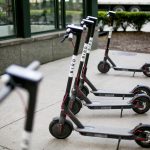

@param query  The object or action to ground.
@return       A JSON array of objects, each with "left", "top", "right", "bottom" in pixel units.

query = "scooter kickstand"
[
  {"left": 120, "top": 96, "right": 125, "bottom": 117},
  {"left": 120, "top": 107, "right": 123, "bottom": 118},
  {"left": 116, "top": 137, "right": 121, "bottom": 150}
]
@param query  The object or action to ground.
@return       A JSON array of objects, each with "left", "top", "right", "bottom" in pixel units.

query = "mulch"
[{"left": 98, "top": 32, "right": 150, "bottom": 53}]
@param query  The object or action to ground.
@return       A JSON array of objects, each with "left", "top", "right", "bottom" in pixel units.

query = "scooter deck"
[
  {"left": 84, "top": 99, "right": 131, "bottom": 109},
  {"left": 113, "top": 67, "right": 141, "bottom": 72},
  {"left": 75, "top": 126, "right": 133, "bottom": 140},
  {"left": 91, "top": 89, "right": 133, "bottom": 97}
]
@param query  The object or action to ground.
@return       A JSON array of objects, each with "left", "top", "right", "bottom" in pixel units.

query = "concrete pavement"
[{"left": 0, "top": 49, "right": 150, "bottom": 150}]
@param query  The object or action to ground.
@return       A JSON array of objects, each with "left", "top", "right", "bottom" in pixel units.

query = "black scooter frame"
[
  {"left": 79, "top": 16, "right": 150, "bottom": 98},
  {"left": 97, "top": 11, "right": 150, "bottom": 77},
  {"left": 0, "top": 61, "right": 42, "bottom": 150},
  {"left": 49, "top": 25, "right": 150, "bottom": 150},
  {"left": 66, "top": 18, "right": 150, "bottom": 117}
]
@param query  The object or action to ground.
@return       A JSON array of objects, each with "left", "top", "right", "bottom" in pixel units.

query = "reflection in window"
[
  {"left": 65, "top": 0, "right": 83, "bottom": 25},
  {"left": 58, "top": 0, "right": 62, "bottom": 28},
  {"left": 0, "top": 0, "right": 15, "bottom": 37},
  {"left": 30, "top": 0, "right": 55, "bottom": 33}
]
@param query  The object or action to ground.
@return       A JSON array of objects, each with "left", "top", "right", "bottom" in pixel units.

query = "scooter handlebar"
[
  {"left": 80, "top": 21, "right": 87, "bottom": 30},
  {"left": 61, "top": 24, "right": 83, "bottom": 43},
  {"left": 27, "top": 61, "right": 40, "bottom": 70},
  {"left": 86, "top": 16, "right": 98, "bottom": 22},
  {"left": 62, "top": 25, "right": 83, "bottom": 42},
  {"left": 0, "top": 61, "right": 41, "bottom": 104},
  {"left": 81, "top": 19, "right": 94, "bottom": 29},
  {"left": 61, "top": 33, "right": 73, "bottom": 43},
  {"left": 67, "top": 25, "right": 83, "bottom": 35},
  {"left": 107, "top": 11, "right": 116, "bottom": 18},
  {"left": 68, "top": 33, "right": 73, "bottom": 40}
]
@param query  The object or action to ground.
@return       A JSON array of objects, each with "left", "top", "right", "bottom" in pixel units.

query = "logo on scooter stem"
[
  {"left": 81, "top": 43, "right": 88, "bottom": 62},
  {"left": 87, "top": 37, "right": 93, "bottom": 53},
  {"left": 69, "top": 55, "right": 77, "bottom": 77}
]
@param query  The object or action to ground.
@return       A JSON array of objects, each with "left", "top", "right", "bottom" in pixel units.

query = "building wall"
[
  {"left": 0, "top": 31, "right": 99, "bottom": 74},
  {"left": 0, "top": 0, "right": 99, "bottom": 74}
]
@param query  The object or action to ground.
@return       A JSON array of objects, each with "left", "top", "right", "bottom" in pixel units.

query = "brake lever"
[{"left": 61, "top": 34, "right": 69, "bottom": 43}]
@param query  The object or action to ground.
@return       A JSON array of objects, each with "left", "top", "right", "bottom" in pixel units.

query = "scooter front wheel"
[
  {"left": 132, "top": 95, "right": 150, "bottom": 114},
  {"left": 81, "top": 85, "right": 89, "bottom": 97},
  {"left": 132, "top": 86, "right": 150, "bottom": 97},
  {"left": 49, "top": 118, "right": 73, "bottom": 139},
  {"left": 97, "top": 61, "right": 110, "bottom": 73},
  {"left": 70, "top": 97, "right": 82, "bottom": 115},
  {"left": 142, "top": 64, "right": 150, "bottom": 77},
  {"left": 134, "top": 126, "right": 150, "bottom": 148}
]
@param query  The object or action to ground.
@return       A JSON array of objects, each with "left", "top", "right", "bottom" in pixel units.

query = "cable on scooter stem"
[
  {"left": 61, "top": 27, "right": 75, "bottom": 49},
  {"left": 61, "top": 27, "right": 74, "bottom": 43}
]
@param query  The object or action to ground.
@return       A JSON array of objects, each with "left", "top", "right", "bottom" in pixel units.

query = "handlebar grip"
[
  {"left": 27, "top": 61, "right": 40, "bottom": 70},
  {"left": 83, "top": 25, "right": 87, "bottom": 30},
  {"left": 68, "top": 33, "right": 73, "bottom": 40},
  {"left": 0, "top": 85, "right": 12, "bottom": 104}
]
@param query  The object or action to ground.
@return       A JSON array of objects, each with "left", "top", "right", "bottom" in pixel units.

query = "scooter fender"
[
  {"left": 141, "top": 63, "right": 150, "bottom": 68},
  {"left": 52, "top": 117, "right": 74, "bottom": 128},
  {"left": 131, "top": 123, "right": 150, "bottom": 134},
  {"left": 130, "top": 93, "right": 150, "bottom": 104},
  {"left": 131, "top": 85, "right": 150, "bottom": 96}
]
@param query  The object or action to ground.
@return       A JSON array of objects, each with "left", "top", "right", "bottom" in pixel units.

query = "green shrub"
[
  {"left": 30, "top": 9, "right": 51, "bottom": 16},
  {"left": 128, "top": 12, "right": 150, "bottom": 31},
  {"left": 98, "top": 11, "right": 150, "bottom": 31}
]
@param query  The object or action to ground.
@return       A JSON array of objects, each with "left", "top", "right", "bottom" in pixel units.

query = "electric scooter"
[
  {"left": 68, "top": 19, "right": 150, "bottom": 117},
  {"left": 49, "top": 26, "right": 150, "bottom": 150},
  {"left": 79, "top": 16, "right": 150, "bottom": 98},
  {"left": 0, "top": 61, "right": 43, "bottom": 150},
  {"left": 97, "top": 11, "right": 150, "bottom": 77}
]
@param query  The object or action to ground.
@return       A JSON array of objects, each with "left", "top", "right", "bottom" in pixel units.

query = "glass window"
[
  {"left": 58, "top": 0, "right": 62, "bottom": 28},
  {"left": 30, "top": 0, "right": 55, "bottom": 33},
  {"left": 0, "top": 0, "right": 15, "bottom": 37},
  {"left": 65, "top": 0, "right": 83, "bottom": 25}
]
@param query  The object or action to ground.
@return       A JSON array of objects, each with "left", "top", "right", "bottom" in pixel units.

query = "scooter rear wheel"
[
  {"left": 49, "top": 118, "right": 73, "bottom": 139},
  {"left": 97, "top": 61, "right": 110, "bottom": 73},
  {"left": 71, "top": 97, "right": 82, "bottom": 115},
  {"left": 132, "top": 96, "right": 150, "bottom": 114},
  {"left": 134, "top": 126, "right": 150, "bottom": 148},
  {"left": 132, "top": 87, "right": 150, "bottom": 97},
  {"left": 142, "top": 64, "right": 150, "bottom": 77}
]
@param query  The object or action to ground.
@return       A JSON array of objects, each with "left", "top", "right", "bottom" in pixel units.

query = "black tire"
[
  {"left": 132, "top": 87, "right": 150, "bottom": 97},
  {"left": 71, "top": 97, "right": 82, "bottom": 115},
  {"left": 97, "top": 61, "right": 110, "bottom": 73},
  {"left": 132, "top": 96, "right": 150, "bottom": 114},
  {"left": 134, "top": 126, "right": 150, "bottom": 148},
  {"left": 129, "top": 6, "right": 141, "bottom": 12},
  {"left": 113, "top": 6, "right": 125, "bottom": 12},
  {"left": 142, "top": 64, "right": 150, "bottom": 77},
  {"left": 49, "top": 118, "right": 73, "bottom": 139},
  {"left": 81, "top": 85, "right": 89, "bottom": 96}
]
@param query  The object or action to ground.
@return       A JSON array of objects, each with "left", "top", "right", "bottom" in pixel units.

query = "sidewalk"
[{"left": 0, "top": 49, "right": 150, "bottom": 150}]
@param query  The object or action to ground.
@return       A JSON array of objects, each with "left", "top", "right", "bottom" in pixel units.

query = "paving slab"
[{"left": 0, "top": 49, "right": 150, "bottom": 150}]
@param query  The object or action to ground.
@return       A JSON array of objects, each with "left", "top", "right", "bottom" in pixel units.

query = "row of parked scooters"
[{"left": 0, "top": 11, "right": 150, "bottom": 150}]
